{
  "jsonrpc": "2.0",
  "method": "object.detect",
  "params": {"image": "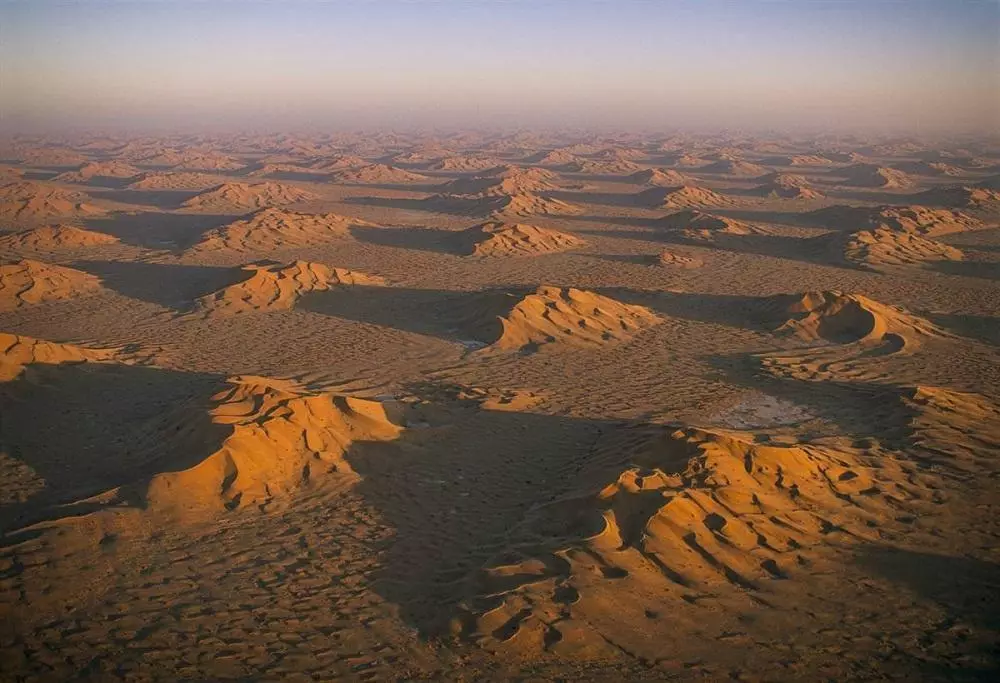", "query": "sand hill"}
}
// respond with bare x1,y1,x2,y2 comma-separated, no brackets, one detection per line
901,386,1000,472
130,376,404,519
244,163,317,178
673,153,708,167
17,148,87,167
171,153,245,172
330,163,428,184
639,185,734,209
838,228,963,269
0,259,102,311
461,422,935,658
458,221,585,257
627,168,691,186
458,286,660,352
188,208,374,253
788,154,834,166
0,181,106,222
655,249,703,268
869,205,983,236
915,185,1000,208
561,159,641,175
440,167,560,196
181,182,318,212
0,332,118,381
0,224,119,251
527,150,578,166
191,261,385,316
428,156,503,172
700,159,767,176
53,161,140,183
658,209,757,235
486,192,581,219
754,173,824,199
126,171,221,190
841,164,913,188
307,155,367,171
